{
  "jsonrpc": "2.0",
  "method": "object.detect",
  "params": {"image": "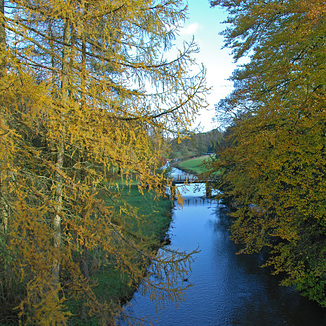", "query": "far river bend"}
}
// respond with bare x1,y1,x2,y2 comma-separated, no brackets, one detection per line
120,168,326,325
